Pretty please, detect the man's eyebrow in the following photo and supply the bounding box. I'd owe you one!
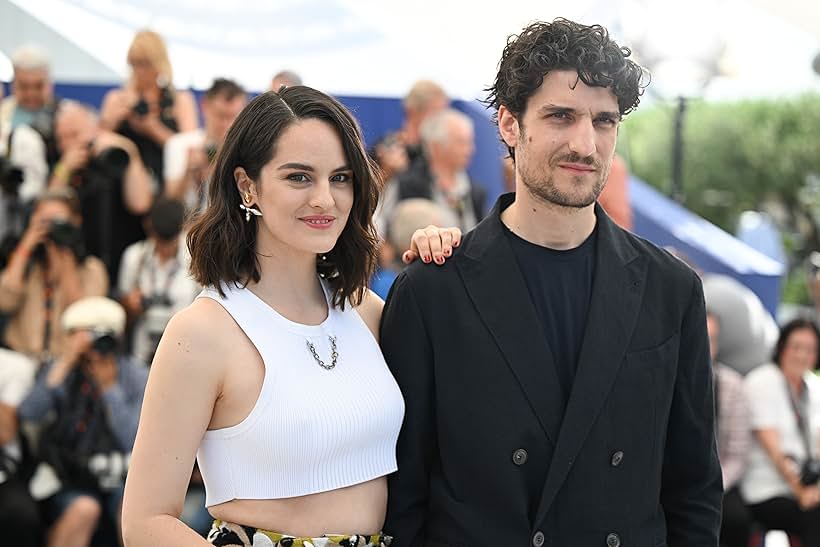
[537,104,575,115]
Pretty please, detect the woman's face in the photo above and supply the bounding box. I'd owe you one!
[241,118,355,261]
[128,54,159,89]
[780,327,819,379]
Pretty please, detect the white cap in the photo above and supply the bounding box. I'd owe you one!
[61,296,126,336]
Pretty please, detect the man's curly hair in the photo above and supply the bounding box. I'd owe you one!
[485,18,648,128]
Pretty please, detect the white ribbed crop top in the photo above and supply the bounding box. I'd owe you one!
[195,281,405,507]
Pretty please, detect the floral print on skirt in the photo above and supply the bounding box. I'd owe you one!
[207,520,392,547]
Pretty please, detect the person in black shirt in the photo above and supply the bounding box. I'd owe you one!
[381,18,721,547]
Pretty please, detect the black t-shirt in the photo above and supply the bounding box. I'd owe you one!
[505,222,598,401]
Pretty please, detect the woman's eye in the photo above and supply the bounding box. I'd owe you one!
[287,173,310,183]
[331,173,352,183]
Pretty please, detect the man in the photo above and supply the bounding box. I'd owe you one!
[18,296,147,547]
[270,69,303,91]
[381,18,722,547]
[50,101,153,282]
[706,312,752,547]
[400,79,449,164]
[0,45,59,212]
[118,197,200,366]
[164,78,247,212]
[393,108,485,232]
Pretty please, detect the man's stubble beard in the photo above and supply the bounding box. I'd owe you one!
[517,142,612,209]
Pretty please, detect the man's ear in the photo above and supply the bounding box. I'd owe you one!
[498,105,520,149]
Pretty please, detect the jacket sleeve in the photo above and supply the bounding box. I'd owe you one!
[17,363,66,422]
[661,272,723,546]
[102,358,148,452]
[380,272,436,547]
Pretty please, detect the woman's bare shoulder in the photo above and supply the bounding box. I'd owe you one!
[354,289,384,341]
[161,297,239,359]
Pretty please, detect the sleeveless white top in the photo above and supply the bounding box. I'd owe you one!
[195,281,405,507]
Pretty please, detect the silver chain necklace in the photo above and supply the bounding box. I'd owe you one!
[305,336,338,370]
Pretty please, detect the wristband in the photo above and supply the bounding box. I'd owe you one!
[52,163,70,183]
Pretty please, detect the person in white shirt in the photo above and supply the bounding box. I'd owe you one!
[0,348,40,547]
[118,197,200,366]
[163,79,247,213]
[742,317,820,546]
[121,87,458,547]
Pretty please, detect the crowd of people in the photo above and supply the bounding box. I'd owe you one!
[0,17,818,547]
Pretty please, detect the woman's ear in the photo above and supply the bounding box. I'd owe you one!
[234,167,255,205]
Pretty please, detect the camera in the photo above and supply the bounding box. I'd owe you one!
[801,459,820,486]
[0,157,24,197]
[132,98,150,117]
[89,329,118,355]
[142,297,174,363]
[48,219,82,248]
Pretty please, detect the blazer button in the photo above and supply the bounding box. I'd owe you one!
[610,450,624,467]
[513,448,528,466]
[606,533,621,547]
[532,531,545,547]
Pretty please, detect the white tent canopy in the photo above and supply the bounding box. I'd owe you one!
[1,0,819,99]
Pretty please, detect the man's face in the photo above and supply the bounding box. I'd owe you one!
[12,67,51,111]
[431,118,475,171]
[499,69,620,209]
[203,94,247,144]
[55,109,96,153]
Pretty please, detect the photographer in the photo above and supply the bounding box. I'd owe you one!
[163,77,246,213]
[0,45,62,242]
[100,30,197,188]
[18,296,147,547]
[742,318,820,546]
[0,348,41,547]
[50,100,153,283]
[0,188,108,360]
[117,197,199,366]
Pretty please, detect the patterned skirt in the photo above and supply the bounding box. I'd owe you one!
[207,520,392,547]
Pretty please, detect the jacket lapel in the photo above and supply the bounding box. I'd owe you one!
[534,205,648,523]
[457,196,565,445]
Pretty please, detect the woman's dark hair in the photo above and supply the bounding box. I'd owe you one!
[187,86,381,308]
[484,18,648,159]
[773,317,820,370]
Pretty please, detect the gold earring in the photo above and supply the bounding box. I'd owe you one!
[244,192,252,204]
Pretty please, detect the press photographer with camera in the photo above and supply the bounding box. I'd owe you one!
[18,296,147,547]
[100,30,197,189]
[742,318,820,546]
[50,100,153,283]
[163,78,246,213]
[0,187,108,360]
[118,197,199,366]
[0,45,63,242]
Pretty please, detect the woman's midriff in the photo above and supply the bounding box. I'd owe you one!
[207,476,388,537]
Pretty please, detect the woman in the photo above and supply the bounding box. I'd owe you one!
[122,87,458,546]
[100,30,198,188]
[0,187,108,360]
[742,317,820,546]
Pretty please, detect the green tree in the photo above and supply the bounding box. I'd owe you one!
[620,94,820,303]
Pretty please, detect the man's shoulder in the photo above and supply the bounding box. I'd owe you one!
[616,228,698,285]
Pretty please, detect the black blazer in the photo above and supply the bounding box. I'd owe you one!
[380,194,722,547]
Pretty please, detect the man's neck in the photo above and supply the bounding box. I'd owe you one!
[501,188,597,250]
[430,162,458,193]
